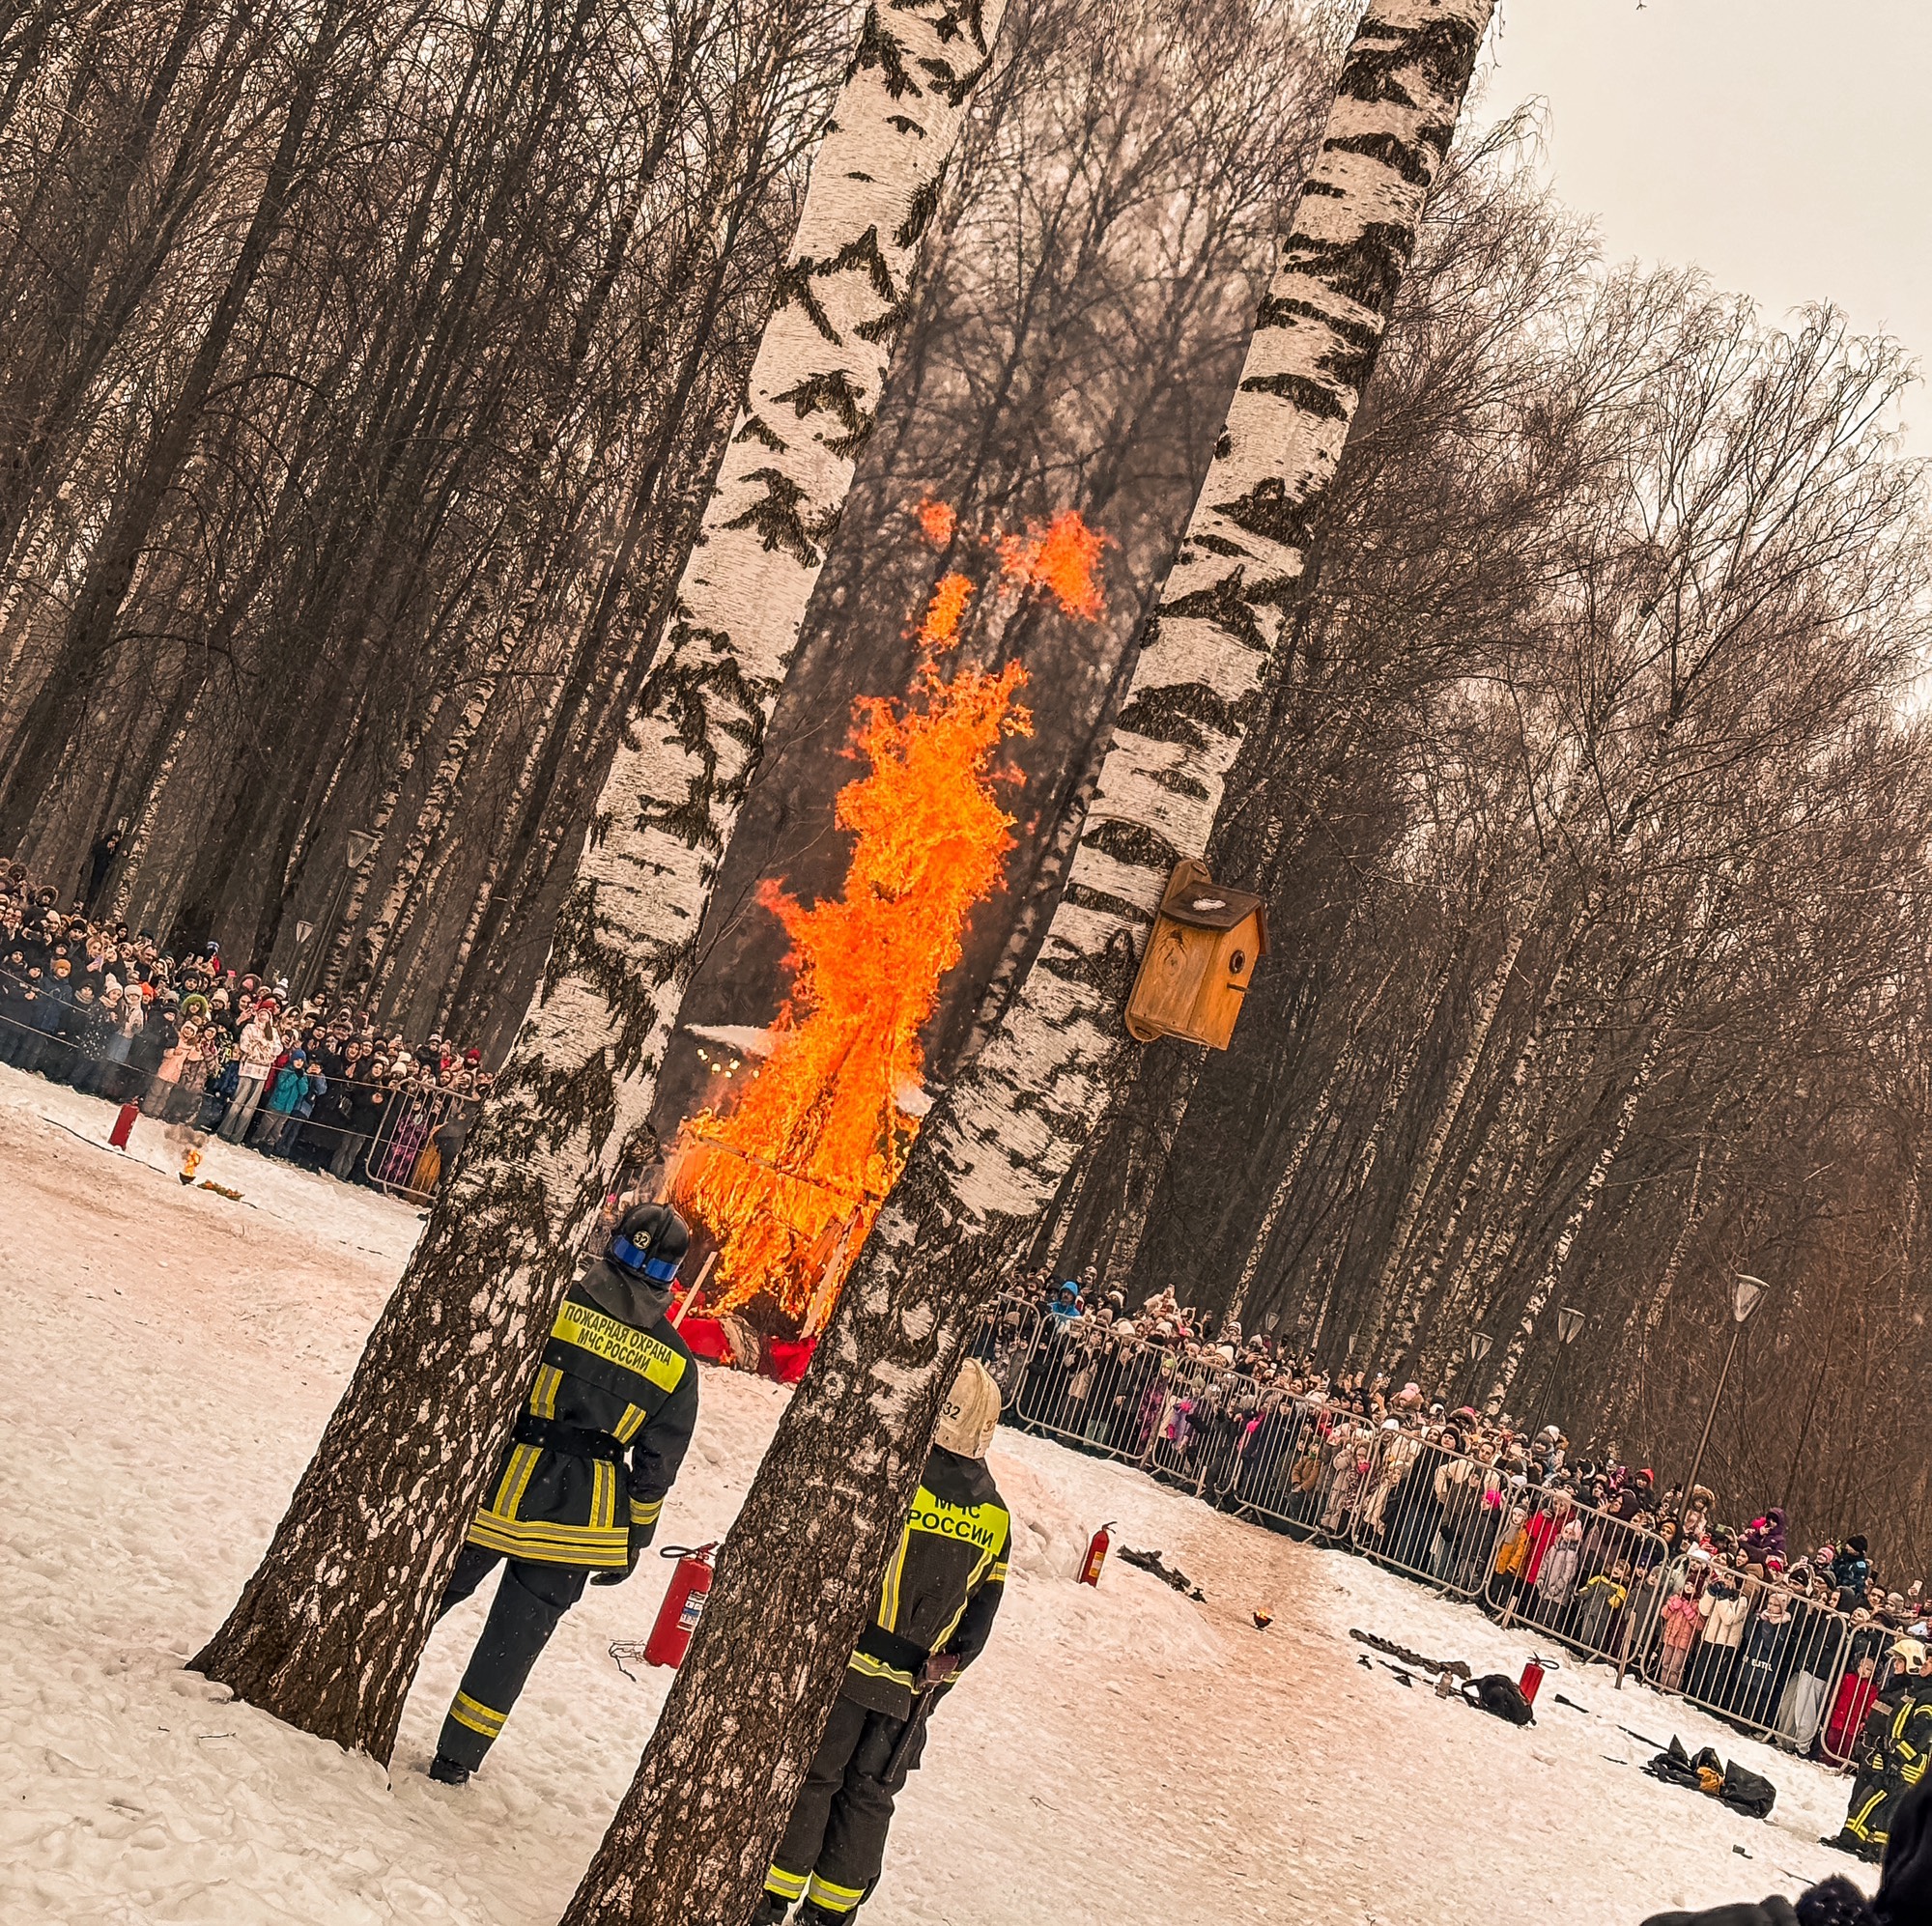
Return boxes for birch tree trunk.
[1356,918,1522,1352]
[560,9,1495,1920]
[1225,952,1396,1328]
[1491,993,1679,1402]
[191,0,1008,1761]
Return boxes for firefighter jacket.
[843,1445,1010,1720]
[466,1272,698,1571]
[1886,1682,1932,1785]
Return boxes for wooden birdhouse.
[1123,859,1267,1051]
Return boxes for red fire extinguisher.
[1079,1522,1115,1587]
[1519,1654,1548,1706]
[109,1099,140,1149]
[642,1544,717,1669]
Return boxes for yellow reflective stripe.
[845,1651,916,1690]
[592,1459,615,1531]
[879,1511,914,1627]
[552,1300,687,1392]
[493,1443,541,1519]
[630,1496,663,1525]
[989,1562,1009,1583]
[807,1874,867,1913]
[613,1402,647,1444]
[929,1534,1004,1655]
[466,1513,631,1566]
[763,1867,810,1901]
[449,1691,506,1738]
[530,1365,563,1420]
[1848,1788,1889,1836]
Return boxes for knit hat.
[933,1359,1001,1459]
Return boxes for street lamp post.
[1464,1329,1492,1405]
[1676,1274,1769,1533]
[1530,1306,1587,1445]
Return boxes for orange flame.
[998,510,1108,619]
[672,504,1106,1336]
[915,497,957,547]
[919,571,975,648]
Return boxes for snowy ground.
[0,1062,1876,1925]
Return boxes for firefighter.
[427,1203,697,1785]
[1647,1776,1932,1926]
[1828,1638,1932,1861]
[759,1359,1011,1923]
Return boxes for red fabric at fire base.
[766,1338,816,1384]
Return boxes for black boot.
[796,1906,852,1925]
[428,1753,471,1786]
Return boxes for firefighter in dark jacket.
[1829,1642,1932,1861]
[760,1359,1011,1923]
[427,1203,698,1785]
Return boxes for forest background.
[4,0,1931,1564]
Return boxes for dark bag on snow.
[1719,1760,1777,1820]
[1463,1674,1534,1725]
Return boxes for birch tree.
[555,8,1496,1920]
[191,0,1010,1759]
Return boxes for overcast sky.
[1480,0,1930,449]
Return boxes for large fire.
[670,503,1107,1335]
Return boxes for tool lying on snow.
[1349,1629,1470,1679]
[1118,1544,1204,1600]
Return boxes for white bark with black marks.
[562,9,1497,1922]
[193,0,1006,1764]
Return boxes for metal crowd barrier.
[978,1293,1893,1769]
[363,1082,471,1202]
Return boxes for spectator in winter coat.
[1742,1508,1788,1568]
[1689,1563,1751,1707]
[1573,1561,1632,1655]
[274,1059,327,1160]
[339,1058,390,1182]
[220,1002,282,1142]
[1734,1579,1794,1724]
[1658,1561,1709,1692]
[1827,1649,1885,1762]
[1320,1431,1372,1535]
[1535,1514,1586,1619]
[1837,1537,1874,1609]
[60,982,107,1087]
[254,1047,309,1144]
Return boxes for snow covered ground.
[0,1062,1876,1925]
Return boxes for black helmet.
[606,1203,689,1285]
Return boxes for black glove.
[590,1525,652,1587]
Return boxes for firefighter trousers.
[434,1543,588,1771]
[766,1693,927,1917]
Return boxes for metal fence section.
[364,1082,472,1202]
[973,1293,1896,1770]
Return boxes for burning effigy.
[668,502,1106,1342]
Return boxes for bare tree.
[190,0,1012,1760]
[553,9,1496,1922]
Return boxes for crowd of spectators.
[984,1267,1929,1768]
[0,867,491,1193]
